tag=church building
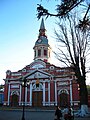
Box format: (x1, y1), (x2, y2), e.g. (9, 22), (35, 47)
(3, 18), (80, 108)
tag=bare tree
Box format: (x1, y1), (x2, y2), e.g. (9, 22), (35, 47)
(37, 0), (90, 31)
(37, 0), (83, 18)
(54, 13), (90, 116)
(37, 0), (90, 116)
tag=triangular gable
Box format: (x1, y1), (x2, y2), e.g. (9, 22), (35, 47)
(24, 69), (52, 80)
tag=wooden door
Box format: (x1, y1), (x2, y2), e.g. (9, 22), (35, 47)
(60, 93), (68, 107)
(32, 91), (42, 107)
(11, 94), (19, 106)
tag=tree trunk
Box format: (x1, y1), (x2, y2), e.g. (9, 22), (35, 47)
(77, 76), (89, 116)
(79, 76), (88, 106)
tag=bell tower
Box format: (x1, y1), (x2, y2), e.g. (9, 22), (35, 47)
(33, 18), (51, 62)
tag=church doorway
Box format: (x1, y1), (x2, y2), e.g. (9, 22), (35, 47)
(59, 89), (69, 107)
(60, 93), (68, 107)
(11, 94), (19, 106)
(32, 91), (43, 107)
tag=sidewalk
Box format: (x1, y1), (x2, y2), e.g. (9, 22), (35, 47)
(60, 115), (90, 120)
(61, 114), (90, 120)
(0, 106), (90, 120)
(74, 108), (90, 120)
(72, 116), (90, 120)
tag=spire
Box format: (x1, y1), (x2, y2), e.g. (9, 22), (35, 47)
(40, 18), (45, 30)
(38, 18), (46, 38)
(33, 18), (51, 62)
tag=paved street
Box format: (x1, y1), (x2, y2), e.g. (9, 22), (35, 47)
(0, 110), (54, 120)
(0, 109), (90, 120)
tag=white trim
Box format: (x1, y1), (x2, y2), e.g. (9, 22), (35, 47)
(30, 83), (32, 106)
(19, 84), (21, 105)
(8, 84), (10, 105)
(70, 80), (73, 106)
(55, 81), (57, 106)
(58, 89), (69, 95)
(11, 91), (19, 96)
(48, 81), (50, 106)
(25, 86), (27, 105)
(43, 81), (45, 106)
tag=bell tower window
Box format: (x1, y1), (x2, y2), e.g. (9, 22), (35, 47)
(44, 49), (47, 56)
(34, 50), (36, 57)
(38, 49), (41, 56)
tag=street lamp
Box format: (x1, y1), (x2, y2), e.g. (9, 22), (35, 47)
(21, 75), (40, 120)
(21, 77), (26, 120)
(21, 76), (29, 120)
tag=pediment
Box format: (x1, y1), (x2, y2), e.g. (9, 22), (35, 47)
(25, 69), (52, 80)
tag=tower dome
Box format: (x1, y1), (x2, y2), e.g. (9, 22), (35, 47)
(33, 18), (51, 62)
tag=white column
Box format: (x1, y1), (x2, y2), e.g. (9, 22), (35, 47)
(19, 84), (21, 105)
(8, 84), (10, 106)
(70, 80), (73, 106)
(36, 49), (38, 58)
(43, 81), (45, 106)
(55, 81), (57, 106)
(48, 81), (50, 106)
(25, 86), (27, 105)
(41, 47), (43, 57)
(30, 83), (32, 106)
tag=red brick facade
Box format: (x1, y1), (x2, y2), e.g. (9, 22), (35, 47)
(3, 61), (80, 108)
(3, 18), (80, 108)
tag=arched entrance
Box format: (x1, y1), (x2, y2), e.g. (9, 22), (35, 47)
(11, 91), (19, 106)
(11, 94), (19, 106)
(32, 83), (43, 107)
(58, 89), (69, 107)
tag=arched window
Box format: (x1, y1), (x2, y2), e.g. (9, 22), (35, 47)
(44, 49), (47, 56)
(38, 49), (41, 56)
(34, 50), (36, 57)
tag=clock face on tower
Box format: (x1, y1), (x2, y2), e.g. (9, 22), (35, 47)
(38, 39), (42, 43)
